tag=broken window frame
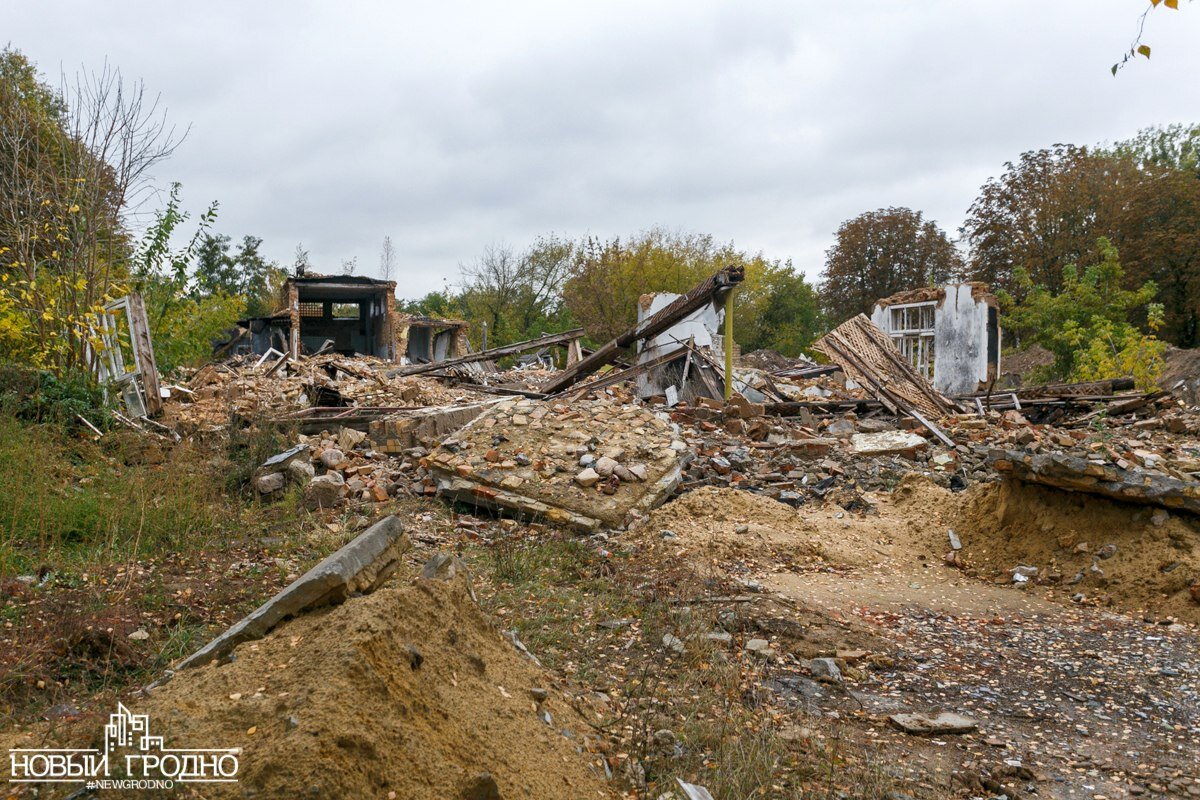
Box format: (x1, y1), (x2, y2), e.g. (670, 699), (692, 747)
(887, 301), (937, 382)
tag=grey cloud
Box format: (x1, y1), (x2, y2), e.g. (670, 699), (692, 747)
(7, 1), (1199, 293)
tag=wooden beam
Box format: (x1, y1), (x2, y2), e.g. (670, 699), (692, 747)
(386, 328), (585, 377)
(540, 264), (745, 394)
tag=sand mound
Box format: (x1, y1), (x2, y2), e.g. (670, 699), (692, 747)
(136, 576), (613, 799)
(640, 486), (882, 568)
(953, 479), (1200, 621)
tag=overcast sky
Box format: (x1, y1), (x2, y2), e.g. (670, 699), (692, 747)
(6, 1), (1199, 295)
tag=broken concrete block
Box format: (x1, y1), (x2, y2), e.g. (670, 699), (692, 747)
(256, 472), (285, 494)
(319, 448), (346, 469)
(176, 516), (409, 670)
(287, 459), (315, 485)
(368, 401), (500, 454)
(259, 443), (310, 473)
(337, 426), (367, 451)
(304, 472), (345, 510)
(888, 711), (978, 735)
(575, 468), (600, 487)
(851, 430), (929, 458)
(808, 657), (842, 682)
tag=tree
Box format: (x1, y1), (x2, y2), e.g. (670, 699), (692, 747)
(960, 145), (1137, 297)
(563, 228), (817, 354)
(459, 235), (575, 346)
(380, 235), (396, 283)
(131, 183), (242, 376)
(1106, 161), (1200, 346)
(740, 264), (821, 357)
(193, 233), (281, 317)
(0, 48), (182, 371)
(963, 133), (1200, 345)
(292, 243), (310, 276)
(819, 207), (962, 323)
(341, 257), (357, 276)
(999, 238), (1165, 390)
(1114, 123), (1200, 174)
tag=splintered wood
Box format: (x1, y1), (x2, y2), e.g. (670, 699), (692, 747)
(813, 315), (959, 444)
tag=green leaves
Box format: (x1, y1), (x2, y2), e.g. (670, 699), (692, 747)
(1003, 238), (1166, 389)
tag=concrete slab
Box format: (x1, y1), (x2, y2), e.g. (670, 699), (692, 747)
(176, 515), (409, 670)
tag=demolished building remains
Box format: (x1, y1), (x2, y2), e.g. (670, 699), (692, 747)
(871, 282), (1000, 396)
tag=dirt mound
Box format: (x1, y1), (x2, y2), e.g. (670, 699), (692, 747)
(1162, 346), (1200, 405)
(133, 576), (612, 799)
(997, 344), (1055, 388)
(953, 479), (1200, 621)
(639, 486), (879, 568)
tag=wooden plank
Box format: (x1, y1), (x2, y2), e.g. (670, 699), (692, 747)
(126, 293), (163, 417)
(387, 328), (584, 377)
(563, 344), (692, 398)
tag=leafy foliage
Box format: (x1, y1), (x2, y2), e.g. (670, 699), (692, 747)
(562, 228), (819, 356)
(0, 47), (180, 373)
(459, 236), (576, 348)
(999, 239), (1165, 389)
(819, 207), (962, 323)
(194, 233), (284, 318)
(962, 134), (1200, 346)
(0, 365), (108, 429)
(131, 184), (244, 377)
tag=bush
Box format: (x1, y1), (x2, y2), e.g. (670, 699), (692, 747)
(999, 238), (1166, 390)
(0, 365), (109, 430)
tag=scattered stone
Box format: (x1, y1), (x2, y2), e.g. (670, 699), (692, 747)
(807, 657), (842, 682)
(287, 459), (315, 485)
(662, 633), (685, 654)
(319, 448), (346, 469)
(303, 472), (345, 510)
(851, 431), (928, 458)
(574, 468), (600, 487)
(744, 638), (774, 658)
(256, 472), (286, 495)
(888, 711), (978, 735)
(593, 456), (618, 477)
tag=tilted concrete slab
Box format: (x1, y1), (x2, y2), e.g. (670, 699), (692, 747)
(428, 398), (684, 531)
(990, 449), (1200, 516)
(176, 515), (410, 670)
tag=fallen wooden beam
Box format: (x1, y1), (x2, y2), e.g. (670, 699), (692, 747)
(386, 328), (585, 377)
(563, 341), (693, 398)
(540, 265), (745, 394)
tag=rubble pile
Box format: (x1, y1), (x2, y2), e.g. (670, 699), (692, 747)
(428, 396), (684, 531)
(167, 353), (481, 434)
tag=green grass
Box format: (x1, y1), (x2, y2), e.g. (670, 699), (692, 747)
(0, 415), (230, 576)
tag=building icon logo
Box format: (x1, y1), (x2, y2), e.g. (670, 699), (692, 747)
(8, 702), (240, 790)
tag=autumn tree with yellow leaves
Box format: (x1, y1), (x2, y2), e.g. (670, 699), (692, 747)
(0, 48), (181, 372)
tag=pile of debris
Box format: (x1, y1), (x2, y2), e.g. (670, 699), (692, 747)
(170, 352), (478, 437)
(428, 396), (685, 531)
(144, 265), (1193, 558)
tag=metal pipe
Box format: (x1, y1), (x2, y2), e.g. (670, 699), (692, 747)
(723, 289), (736, 401)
